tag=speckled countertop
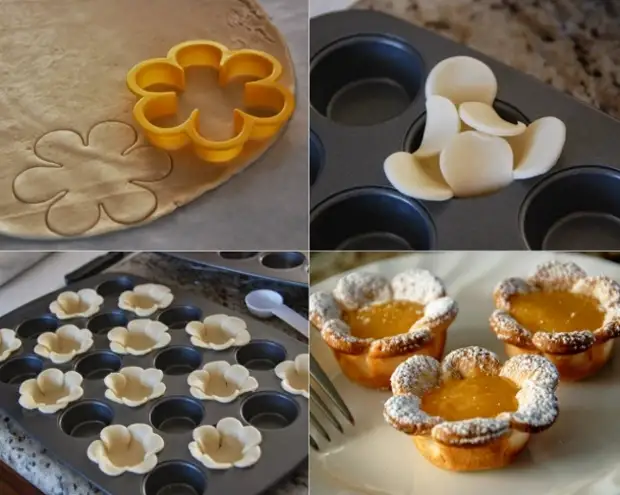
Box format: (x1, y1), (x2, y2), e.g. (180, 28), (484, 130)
(0, 253), (308, 495)
(353, 0), (620, 118)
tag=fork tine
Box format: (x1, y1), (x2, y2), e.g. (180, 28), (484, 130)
(310, 355), (355, 425)
(310, 434), (320, 452)
(310, 385), (344, 433)
(310, 411), (331, 442)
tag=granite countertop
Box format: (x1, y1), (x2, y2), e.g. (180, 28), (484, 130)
(353, 0), (620, 118)
(0, 253), (308, 495)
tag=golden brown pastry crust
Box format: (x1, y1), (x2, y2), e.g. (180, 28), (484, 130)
(490, 260), (620, 380)
(383, 347), (559, 471)
(310, 269), (458, 389)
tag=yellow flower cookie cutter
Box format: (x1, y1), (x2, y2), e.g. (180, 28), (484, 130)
(126, 40), (295, 163)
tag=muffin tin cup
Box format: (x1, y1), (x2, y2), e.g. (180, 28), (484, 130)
(310, 10), (620, 250)
(163, 252), (308, 286)
(0, 273), (308, 495)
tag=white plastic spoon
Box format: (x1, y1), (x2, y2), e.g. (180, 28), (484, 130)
(245, 289), (309, 338)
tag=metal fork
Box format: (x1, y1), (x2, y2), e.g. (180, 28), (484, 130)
(309, 354), (355, 451)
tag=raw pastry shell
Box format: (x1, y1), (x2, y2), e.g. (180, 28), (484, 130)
(18, 368), (84, 414)
(104, 367), (166, 407)
(187, 361), (258, 403)
(185, 314), (251, 350)
(274, 353), (309, 398)
(49, 289), (104, 319)
(118, 284), (173, 317)
(0, 328), (22, 362)
(34, 325), (94, 364)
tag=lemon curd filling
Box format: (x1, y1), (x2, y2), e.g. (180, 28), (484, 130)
(509, 291), (604, 333)
(342, 300), (425, 339)
(421, 375), (519, 421)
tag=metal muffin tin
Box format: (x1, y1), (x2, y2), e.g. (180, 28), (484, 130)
(310, 9), (620, 250)
(162, 252), (308, 286)
(0, 273), (308, 495)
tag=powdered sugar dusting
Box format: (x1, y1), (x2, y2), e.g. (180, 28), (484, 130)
(309, 292), (341, 326)
(383, 395), (441, 435)
(441, 346), (502, 381)
(432, 418), (511, 445)
(529, 260), (587, 291)
(500, 353), (559, 389)
(513, 384), (559, 429)
(494, 277), (534, 309)
(333, 272), (391, 310)
(531, 330), (595, 353)
(391, 269), (446, 305)
(572, 276), (620, 307)
(370, 328), (432, 356)
(391, 355), (440, 396)
(490, 310), (533, 346)
(321, 319), (357, 344)
(422, 297), (458, 322)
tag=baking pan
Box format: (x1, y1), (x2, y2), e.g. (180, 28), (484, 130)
(0, 272), (308, 495)
(162, 252), (308, 286)
(310, 9), (620, 250)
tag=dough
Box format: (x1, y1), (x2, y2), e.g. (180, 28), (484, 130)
(0, 0), (295, 238)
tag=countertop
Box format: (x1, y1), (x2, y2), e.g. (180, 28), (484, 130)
(0, 252), (308, 495)
(351, 0), (620, 119)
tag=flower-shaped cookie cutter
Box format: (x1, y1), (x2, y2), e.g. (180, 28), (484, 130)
(126, 40), (295, 163)
(18, 368), (84, 414)
(87, 423), (164, 476)
(189, 417), (262, 470)
(274, 353), (309, 398)
(490, 260), (620, 381)
(187, 361), (258, 403)
(104, 367), (166, 407)
(384, 347), (559, 471)
(34, 325), (94, 364)
(0, 328), (22, 362)
(49, 289), (104, 319)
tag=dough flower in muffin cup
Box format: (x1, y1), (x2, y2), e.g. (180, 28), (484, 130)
(384, 347), (559, 471)
(310, 269), (458, 389)
(490, 260), (620, 380)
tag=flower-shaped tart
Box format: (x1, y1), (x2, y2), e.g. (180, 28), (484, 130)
(118, 284), (173, 317)
(126, 40), (295, 163)
(384, 347), (559, 471)
(187, 361), (258, 403)
(185, 314), (251, 350)
(310, 269), (458, 389)
(18, 369), (84, 414)
(87, 424), (165, 476)
(189, 417), (262, 470)
(34, 325), (94, 364)
(0, 328), (21, 362)
(49, 289), (104, 319)
(274, 353), (308, 398)
(107, 319), (171, 355)
(490, 260), (620, 381)
(104, 367), (166, 407)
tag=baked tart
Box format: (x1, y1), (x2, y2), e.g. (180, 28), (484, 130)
(309, 269), (458, 389)
(384, 346), (559, 471)
(490, 260), (620, 381)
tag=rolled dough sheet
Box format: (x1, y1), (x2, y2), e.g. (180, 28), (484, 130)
(0, 0), (307, 249)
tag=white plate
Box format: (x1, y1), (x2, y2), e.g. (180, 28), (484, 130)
(310, 252), (620, 495)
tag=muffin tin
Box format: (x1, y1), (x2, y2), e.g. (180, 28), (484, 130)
(0, 273), (308, 495)
(163, 252), (308, 286)
(310, 9), (620, 250)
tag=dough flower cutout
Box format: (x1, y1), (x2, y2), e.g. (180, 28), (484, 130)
(127, 40), (295, 163)
(310, 269), (458, 389)
(189, 418), (262, 470)
(107, 319), (171, 355)
(18, 369), (84, 414)
(49, 289), (104, 319)
(118, 284), (173, 316)
(104, 367), (166, 407)
(0, 328), (22, 362)
(274, 353), (309, 398)
(384, 347), (559, 471)
(185, 314), (251, 350)
(34, 325), (94, 364)
(490, 260), (620, 380)
(87, 423), (165, 476)
(187, 361), (258, 403)
(12, 121), (172, 237)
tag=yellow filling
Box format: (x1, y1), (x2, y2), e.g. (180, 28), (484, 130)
(510, 291), (603, 333)
(421, 375), (519, 421)
(343, 300), (425, 339)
